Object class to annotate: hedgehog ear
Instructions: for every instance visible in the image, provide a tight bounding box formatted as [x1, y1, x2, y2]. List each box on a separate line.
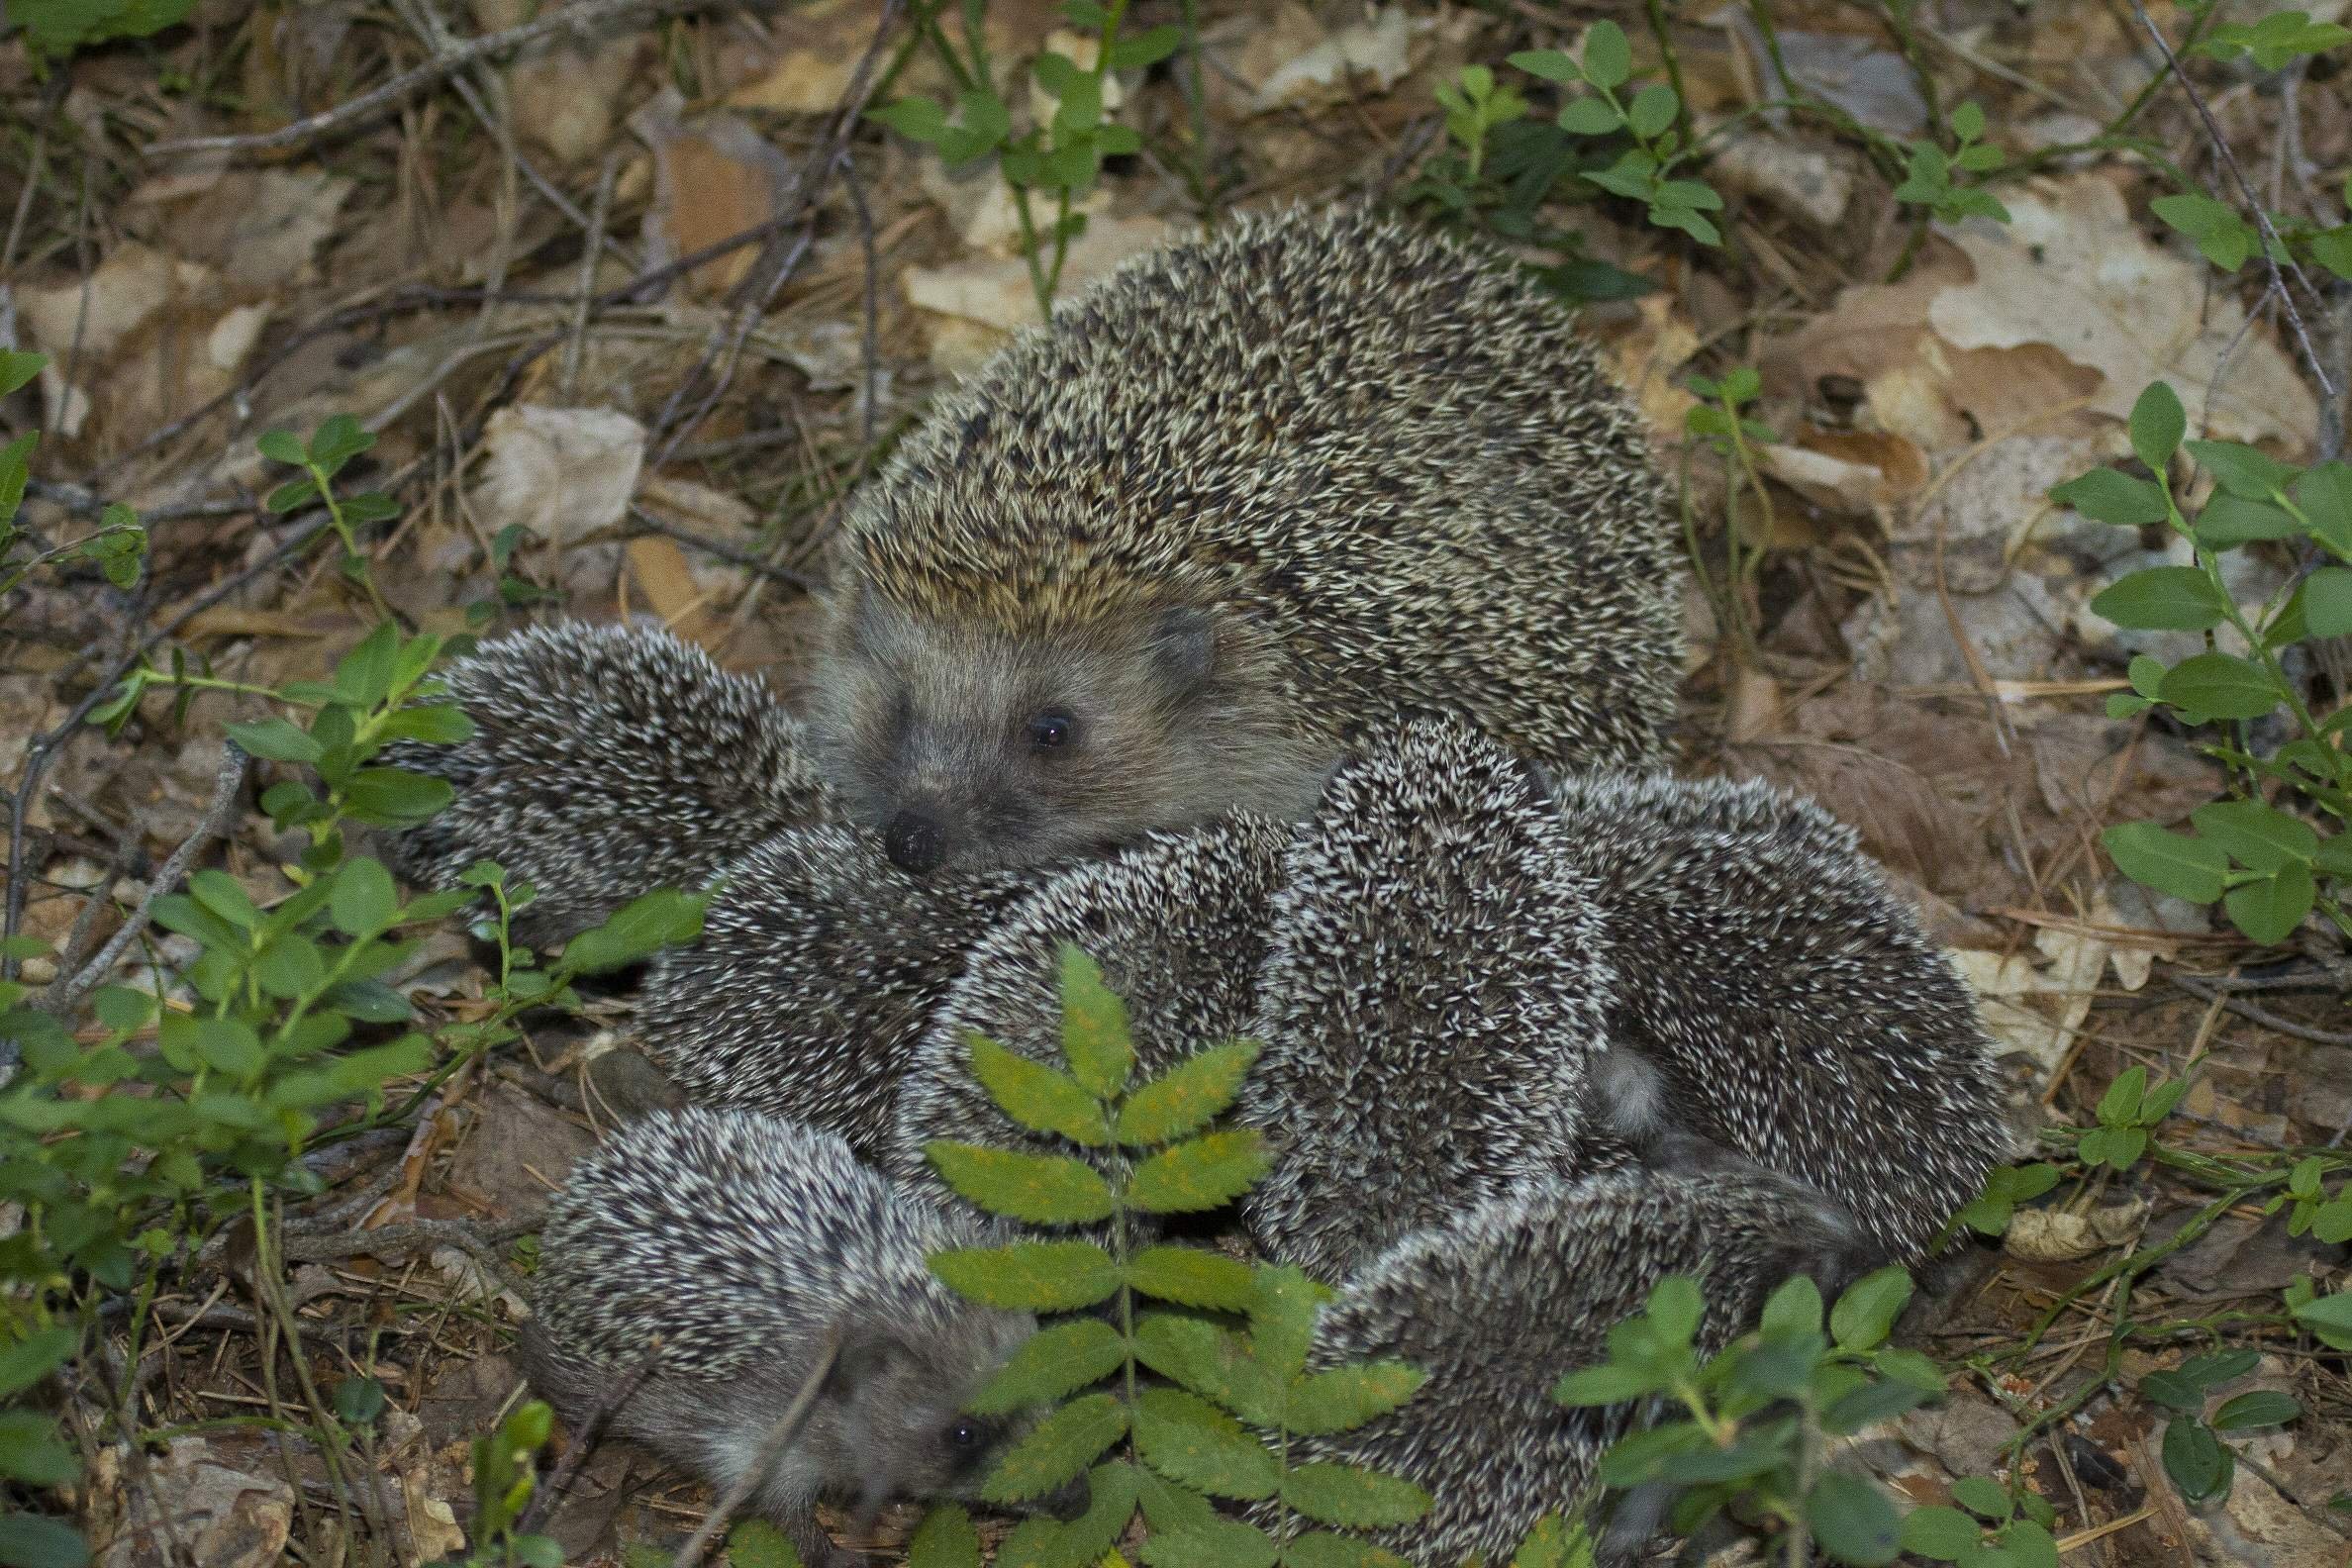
[1146, 607, 1216, 693]
[829, 1323, 904, 1396]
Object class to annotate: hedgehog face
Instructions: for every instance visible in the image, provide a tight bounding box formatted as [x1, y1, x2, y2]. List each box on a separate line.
[832, 1310, 1044, 1519]
[811, 591, 1273, 872]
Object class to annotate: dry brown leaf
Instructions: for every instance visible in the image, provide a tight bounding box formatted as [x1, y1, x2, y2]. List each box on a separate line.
[1248, 4, 1414, 113]
[2005, 1197, 2149, 1261]
[472, 405, 646, 545]
[474, 0, 643, 164]
[1929, 174, 2319, 451]
[88, 1437, 293, 1568]
[160, 167, 353, 290]
[16, 243, 225, 438]
[631, 88, 797, 300]
[625, 536, 720, 649]
[1593, 291, 1701, 449]
[904, 214, 1175, 349]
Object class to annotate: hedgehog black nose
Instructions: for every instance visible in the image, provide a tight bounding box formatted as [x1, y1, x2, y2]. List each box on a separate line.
[884, 810, 947, 873]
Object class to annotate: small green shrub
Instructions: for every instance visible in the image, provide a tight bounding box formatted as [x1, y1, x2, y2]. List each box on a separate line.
[2064, 380, 2352, 944]
[908, 945, 1429, 1568]
[12, 0, 194, 62]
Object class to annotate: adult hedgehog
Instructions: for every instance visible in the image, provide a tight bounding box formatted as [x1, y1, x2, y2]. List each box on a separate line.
[814, 205, 1680, 873]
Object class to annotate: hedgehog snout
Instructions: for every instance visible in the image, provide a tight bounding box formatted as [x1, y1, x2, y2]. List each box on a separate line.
[884, 809, 949, 873]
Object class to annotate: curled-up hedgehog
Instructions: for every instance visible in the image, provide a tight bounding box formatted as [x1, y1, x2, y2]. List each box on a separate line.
[519, 1109, 1037, 1568]
[885, 814, 1293, 1204]
[811, 204, 1680, 874]
[1552, 771, 2009, 1266]
[380, 621, 842, 943]
[1281, 1167, 1869, 1568]
[638, 826, 1044, 1158]
[1238, 717, 1633, 1281]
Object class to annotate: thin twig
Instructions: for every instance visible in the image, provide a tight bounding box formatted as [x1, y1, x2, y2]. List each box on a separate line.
[513, 1344, 661, 1538]
[648, 0, 903, 464]
[145, 0, 703, 158]
[2130, 0, 2336, 397]
[2170, 973, 2352, 1047]
[564, 151, 624, 401]
[626, 506, 815, 589]
[668, 1329, 842, 1568]
[841, 153, 882, 455]
[38, 742, 247, 1018]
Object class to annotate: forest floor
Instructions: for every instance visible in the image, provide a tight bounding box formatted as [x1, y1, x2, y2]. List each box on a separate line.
[1, 0, 2349, 1565]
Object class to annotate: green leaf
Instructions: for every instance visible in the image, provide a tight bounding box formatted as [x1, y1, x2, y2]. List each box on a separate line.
[0, 1513, 89, 1568]
[0, 1415, 78, 1489]
[226, 717, 322, 763]
[2293, 1289, 2352, 1349]
[1507, 49, 1581, 83]
[869, 96, 949, 145]
[1116, 1040, 1257, 1146]
[1998, 1518, 2060, 1568]
[1553, 1361, 1665, 1406]
[1508, 1516, 1590, 1568]
[2158, 651, 2279, 721]
[1626, 82, 1678, 139]
[1286, 1361, 1426, 1435]
[1819, 1376, 1932, 1434]
[2091, 566, 2228, 632]
[1582, 21, 1630, 89]
[1829, 1267, 1913, 1352]
[1279, 1533, 1415, 1568]
[2188, 440, 2297, 500]
[725, 1519, 804, 1568]
[558, 888, 706, 974]
[1136, 1521, 1279, 1568]
[1110, 25, 1185, 69]
[906, 1504, 981, 1568]
[2191, 799, 2317, 871]
[2151, 193, 2254, 270]
[1758, 1274, 1823, 1339]
[925, 1144, 1115, 1225]
[1900, 1505, 1983, 1560]
[1125, 1245, 1256, 1311]
[1248, 1264, 1326, 1383]
[2224, 861, 2315, 945]
[2098, 1065, 2149, 1125]
[1130, 1314, 1274, 1417]
[1126, 1129, 1268, 1214]
[1281, 1463, 1430, 1528]
[2195, 490, 2302, 545]
[0, 351, 46, 399]
[2304, 567, 2352, 636]
[1056, 945, 1133, 1098]
[1804, 1471, 1902, 1565]
[931, 1241, 1121, 1312]
[2298, 461, 2352, 556]
[335, 621, 400, 707]
[0, 1331, 75, 1402]
[2103, 821, 2229, 903]
[2161, 1417, 2234, 1507]
[1131, 1387, 1277, 1500]
[377, 703, 472, 745]
[982, 1392, 1127, 1506]
[340, 766, 455, 829]
[972, 1320, 1127, 1415]
[2051, 468, 2170, 525]
[189, 869, 259, 930]
[1557, 95, 1623, 135]
[330, 857, 398, 935]
[1949, 100, 1985, 141]
[1645, 1274, 1703, 1347]
[967, 1034, 1109, 1143]
[2211, 1390, 2302, 1431]
[257, 431, 307, 466]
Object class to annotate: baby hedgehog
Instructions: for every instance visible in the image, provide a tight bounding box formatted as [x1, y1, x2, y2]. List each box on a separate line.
[1553, 771, 2009, 1265]
[639, 825, 1043, 1158]
[886, 814, 1293, 1203]
[519, 1108, 1036, 1568]
[1284, 1168, 1869, 1568]
[382, 621, 841, 943]
[812, 203, 1680, 875]
[1239, 717, 1632, 1282]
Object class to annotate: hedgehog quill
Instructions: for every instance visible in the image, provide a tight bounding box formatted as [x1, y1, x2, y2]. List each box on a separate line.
[812, 204, 1680, 873]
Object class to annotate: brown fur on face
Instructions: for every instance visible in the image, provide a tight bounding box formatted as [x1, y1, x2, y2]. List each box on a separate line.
[808, 591, 1327, 872]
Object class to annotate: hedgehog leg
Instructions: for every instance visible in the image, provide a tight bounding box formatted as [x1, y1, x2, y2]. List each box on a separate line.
[378, 620, 843, 945]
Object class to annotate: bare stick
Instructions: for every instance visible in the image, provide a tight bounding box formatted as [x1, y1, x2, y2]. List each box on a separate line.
[146, 0, 703, 158]
[39, 741, 248, 1017]
[2131, 1, 2336, 397]
[2170, 973, 2352, 1048]
[669, 1328, 841, 1568]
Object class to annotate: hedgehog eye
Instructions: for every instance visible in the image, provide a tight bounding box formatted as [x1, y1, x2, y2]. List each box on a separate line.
[1027, 710, 1077, 752]
[946, 1418, 984, 1450]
